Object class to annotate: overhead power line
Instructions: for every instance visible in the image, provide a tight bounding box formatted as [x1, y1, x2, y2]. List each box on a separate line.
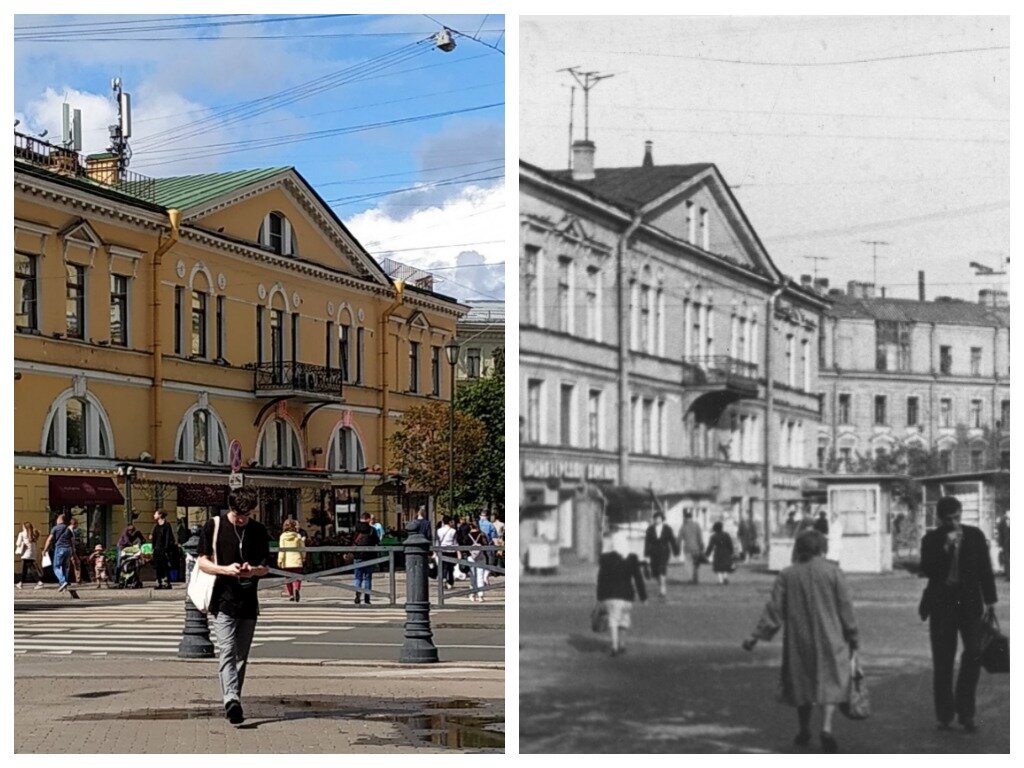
[592, 44, 1009, 67]
[15, 14, 355, 40]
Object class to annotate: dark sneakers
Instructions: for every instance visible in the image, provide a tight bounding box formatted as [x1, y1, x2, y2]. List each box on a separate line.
[225, 700, 244, 725]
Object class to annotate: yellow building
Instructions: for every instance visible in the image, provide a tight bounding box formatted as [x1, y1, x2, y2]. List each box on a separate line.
[14, 136, 465, 554]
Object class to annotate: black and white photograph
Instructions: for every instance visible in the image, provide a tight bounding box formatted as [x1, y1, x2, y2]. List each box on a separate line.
[519, 15, 1010, 753]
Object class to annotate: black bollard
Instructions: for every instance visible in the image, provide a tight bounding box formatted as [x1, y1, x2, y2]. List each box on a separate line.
[399, 521, 439, 663]
[178, 537, 214, 659]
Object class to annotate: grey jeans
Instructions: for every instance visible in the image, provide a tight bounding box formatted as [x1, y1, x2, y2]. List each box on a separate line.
[210, 612, 258, 705]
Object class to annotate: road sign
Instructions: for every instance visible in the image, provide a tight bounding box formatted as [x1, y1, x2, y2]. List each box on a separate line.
[228, 472, 244, 490]
[228, 440, 243, 473]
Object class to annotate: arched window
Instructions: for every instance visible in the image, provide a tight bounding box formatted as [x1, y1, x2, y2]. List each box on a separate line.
[42, 390, 114, 458]
[258, 211, 296, 256]
[175, 405, 228, 464]
[258, 417, 302, 468]
[326, 425, 365, 472]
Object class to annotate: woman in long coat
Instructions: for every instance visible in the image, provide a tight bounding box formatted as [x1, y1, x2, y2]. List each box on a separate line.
[743, 529, 860, 753]
[705, 521, 735, 584]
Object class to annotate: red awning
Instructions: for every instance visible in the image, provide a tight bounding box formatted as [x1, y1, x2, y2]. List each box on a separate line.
[48, 475, 125, 506]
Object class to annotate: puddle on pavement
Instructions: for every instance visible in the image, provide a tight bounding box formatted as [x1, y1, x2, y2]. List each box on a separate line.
[72, 697, 504, 750]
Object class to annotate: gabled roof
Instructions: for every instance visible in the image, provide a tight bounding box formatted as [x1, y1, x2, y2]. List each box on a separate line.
[148, 168, 290, 209]
[547, 164, 713, 210]
[828, 295, 1008, 328]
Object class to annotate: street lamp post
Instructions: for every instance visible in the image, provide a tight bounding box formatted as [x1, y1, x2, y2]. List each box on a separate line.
[444, 340, 461, 516]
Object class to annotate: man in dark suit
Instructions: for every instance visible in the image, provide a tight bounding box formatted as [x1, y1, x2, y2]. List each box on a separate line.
[643, 511, 679, 600]
[919, 496, 997, 734]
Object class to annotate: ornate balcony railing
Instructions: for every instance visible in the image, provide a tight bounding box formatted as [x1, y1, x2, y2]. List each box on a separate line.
[254, 362, 344, 397]
[682, 355, 760, 390]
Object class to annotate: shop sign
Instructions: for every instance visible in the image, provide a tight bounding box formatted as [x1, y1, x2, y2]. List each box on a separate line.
[522, 458, 617, 482]
[228, 472, 244, 490]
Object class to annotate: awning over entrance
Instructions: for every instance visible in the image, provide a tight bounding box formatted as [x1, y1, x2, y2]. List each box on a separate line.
[48, 475, 124, 506]
[602, 485, 659, 525]
[176, 483, 229, 507]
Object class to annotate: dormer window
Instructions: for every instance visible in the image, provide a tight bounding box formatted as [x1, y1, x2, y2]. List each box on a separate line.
[259, 211, 296, 256]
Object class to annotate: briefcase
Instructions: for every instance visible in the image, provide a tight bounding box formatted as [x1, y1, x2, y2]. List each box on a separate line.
[979, 612, 1009, 673]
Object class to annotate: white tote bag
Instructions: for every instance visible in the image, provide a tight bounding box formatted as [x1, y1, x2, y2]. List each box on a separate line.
[187, 515, 220, 613]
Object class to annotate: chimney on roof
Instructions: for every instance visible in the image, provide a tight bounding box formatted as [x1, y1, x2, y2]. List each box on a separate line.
[828, 288, 844, 298]
[814, 277, 830, 293]
[84, 153, 119, 185]
[643, 140, 654, 168]
[800, 274, 813, 289]
[847, 281, 876, 300]
[979, 289, 1008, 309]
[571, 139, 596, 182]
[918, 270, 926, 302]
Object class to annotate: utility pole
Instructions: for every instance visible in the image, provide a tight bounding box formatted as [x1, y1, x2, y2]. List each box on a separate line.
[802, 255, 830, 282]
[559, 67, 614, 142]
[861, 240, 889, 289]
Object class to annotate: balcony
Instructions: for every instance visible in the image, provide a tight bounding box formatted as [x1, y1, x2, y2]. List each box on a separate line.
[681, 355, 760, 425]
[253, 362, 344, 401]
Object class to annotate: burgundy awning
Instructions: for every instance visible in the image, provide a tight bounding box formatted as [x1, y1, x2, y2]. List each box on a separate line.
[48, 475, 124, 506]
[176, 483, 229, 507]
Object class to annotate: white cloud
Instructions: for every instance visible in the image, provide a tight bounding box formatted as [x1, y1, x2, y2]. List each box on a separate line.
[347, 183, 506, 302]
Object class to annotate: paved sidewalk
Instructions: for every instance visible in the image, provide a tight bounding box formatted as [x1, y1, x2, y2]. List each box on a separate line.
[15, 656, 504, 753]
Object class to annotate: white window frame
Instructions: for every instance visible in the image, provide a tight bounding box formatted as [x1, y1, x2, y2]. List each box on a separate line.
[175, 403, 229, 464]
[326, 424, 366, 472]
[41, 388, 115, 458]
[257, 417, 303, 468]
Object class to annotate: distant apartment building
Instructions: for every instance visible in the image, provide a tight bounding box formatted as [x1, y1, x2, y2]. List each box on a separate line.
[817, 281, 1009, 474]
[520, 140, 829, 561]
[457, 300, 505, 380]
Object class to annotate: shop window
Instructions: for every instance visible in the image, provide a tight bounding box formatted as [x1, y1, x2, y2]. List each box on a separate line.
[43, 390, 114, 458]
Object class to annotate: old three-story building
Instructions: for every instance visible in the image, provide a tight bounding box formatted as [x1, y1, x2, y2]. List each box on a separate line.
[520, 140, 829, 562]
[14, 133, 464, 552]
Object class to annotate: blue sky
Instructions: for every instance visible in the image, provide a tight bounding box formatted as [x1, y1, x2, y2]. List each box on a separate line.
[14, 13, 506, 302]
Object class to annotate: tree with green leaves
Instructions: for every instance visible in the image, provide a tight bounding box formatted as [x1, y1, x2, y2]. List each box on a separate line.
[455, 347, 505, 515]
[388, 401, 487, 514]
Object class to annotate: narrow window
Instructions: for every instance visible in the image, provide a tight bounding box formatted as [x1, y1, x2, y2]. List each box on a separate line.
[700, 207, 709, 250]
[191, 291, 207, 357]
[527, 380, 542, 443]
[215, 296, 224, 360]
[15, 253, 38, 331]
[838, 393, 851, 424]
[586, 266, 599, 340]
[588, 389, 601, 449]
[557, 256, 572, 333]
[1000, 399, 1009, 430]
[110, 275, 128, 346]
[66, 264, 86, 339]
[255, 305, 263, 366]
[355, 327, 364, 384]
[970, 399, 983, 429]
[560, 384, 574, 446]
[325, 321, 334, 372]
[939, 345, 952, 375]
[173, 286, 183, 353]
[874, 395, 887, 425]
[339, 324, 351, 383]
[940, 398, 952, 428]
[466, 347, 482, 378]
[970, 347, 982, 376]
[270, 309, 284, 382]
[409, 341, 419, 393]
[431, 345, 441, 396]
[291, 312, 299, 364]
[522, 245, 539, 326]
[907, 396, 919, 427]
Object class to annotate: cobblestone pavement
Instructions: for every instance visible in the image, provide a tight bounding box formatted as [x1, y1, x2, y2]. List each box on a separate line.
[15, 657, 504, 753]
[520, 562, 1010, 753]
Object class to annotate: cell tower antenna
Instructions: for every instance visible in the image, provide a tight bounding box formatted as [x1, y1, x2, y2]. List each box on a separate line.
[559, 66, 614, 142]
[861, 240, 889, 288]
[108, 77, 133, 177]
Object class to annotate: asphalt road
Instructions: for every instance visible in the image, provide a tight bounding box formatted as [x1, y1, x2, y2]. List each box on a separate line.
[520, 566, 1010, 754]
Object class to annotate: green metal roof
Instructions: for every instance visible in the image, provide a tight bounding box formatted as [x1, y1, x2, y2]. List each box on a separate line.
[147, 167, 290, 209]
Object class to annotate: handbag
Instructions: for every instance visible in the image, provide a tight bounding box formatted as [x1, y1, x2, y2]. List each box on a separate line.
[978, 611, 1009, 674]
[186, 515, 220, 614]
[590, 603, 609, 633]
[839, 652, 871, 720]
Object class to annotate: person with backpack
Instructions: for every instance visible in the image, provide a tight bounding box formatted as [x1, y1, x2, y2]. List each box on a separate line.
[352, 512, 380, 605]
[42, 514, 78, 598]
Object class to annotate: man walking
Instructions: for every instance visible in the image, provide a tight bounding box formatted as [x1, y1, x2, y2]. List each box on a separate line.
[920, 496, 997, 734]
[643, 511, 679, 600]
[678, 511, 705, 585]
[412, 507, 432, 539]
[42, 514, 79, 598]
[151, 510, 177, 589]
[352, 512, 380, 605]
[196, 487, 270, 726]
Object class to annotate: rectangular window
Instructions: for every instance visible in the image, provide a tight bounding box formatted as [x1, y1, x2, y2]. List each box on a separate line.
[838, 393, 851, 424]
[173, 286, 183, 354]
[1001, 399, 1010, 430]
[874, 395, 887, 425]
[700, 207, 709, 250]
[15, 252, 38, 331]
[971, 449, 984, 472]
[270, 309, 284, 381]
[527, 380, 543, 443]
[339, 325, 351, 383]
[586, 266, 599, 340]
[939, 345, 952, 375]
[522, 244, 539, 326]
[686, 201, 695, 244]
[588, 390, 602, 450]
[216, 296, 224, 360]
[817, 446, 826, 470]
[939, 449, 953, 472]
[940, 398, 952, 428]
[110, 275, 128, 347]
[970, 347, 982, 376]
[431, 346, 441, 396]
[557, 256, 572, 333]
[786, 334, 795, 387]
[65, 264, 86, 339]
[640, 285, 651, 353]
[325, 321, 334, 371]
[255, 305, 263, 365]
[290, 313, 299, 363]
[355, 327, 364, 384]
[802, 339, 811, 391]
[191, 291, 207, 357]
[657, 400, 666, 456]
[839, 447, 852, 470]
[875, 320, 910, 372]
[408, 341, 419, 393]
[466, 347, 482, 378]
[907, 396, 919, 427]
[560, 384, 574, 446]
[970, 399, 983, 429]
[641, 399, 653, 455]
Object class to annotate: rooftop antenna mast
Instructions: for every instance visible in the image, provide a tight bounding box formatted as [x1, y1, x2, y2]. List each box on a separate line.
[567, 85, 575, 170]
[560, 66, 614, 142]
[802, 255, 830, 282]
[861, 240, 889, 289]
[108, 77, 133, 178]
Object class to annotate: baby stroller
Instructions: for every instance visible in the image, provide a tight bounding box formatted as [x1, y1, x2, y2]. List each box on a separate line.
[117, 544, 150, 589]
